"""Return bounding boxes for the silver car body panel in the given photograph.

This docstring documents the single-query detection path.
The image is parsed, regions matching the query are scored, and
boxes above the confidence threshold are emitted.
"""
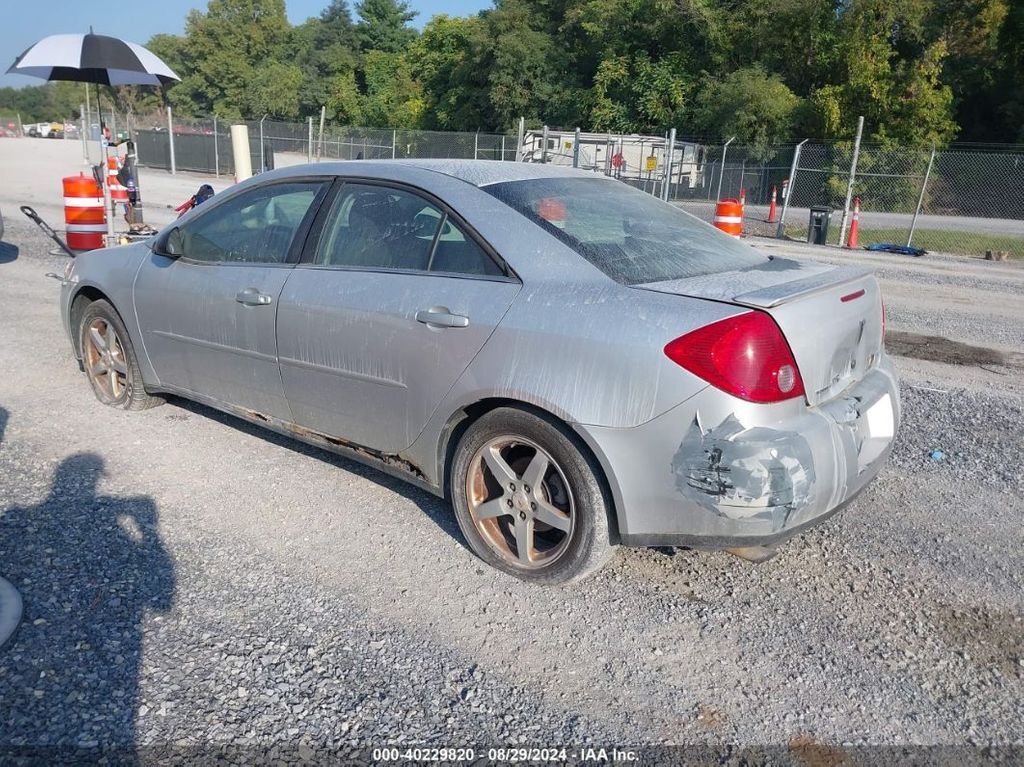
[60,159,900,548]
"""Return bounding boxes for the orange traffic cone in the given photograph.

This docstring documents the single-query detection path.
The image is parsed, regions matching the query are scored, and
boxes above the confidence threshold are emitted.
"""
[767,185,778,223]
[847,196,860,249]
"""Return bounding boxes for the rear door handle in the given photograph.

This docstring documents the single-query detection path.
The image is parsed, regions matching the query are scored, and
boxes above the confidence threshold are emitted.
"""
[415,307,469,328]
[235,287,273,306]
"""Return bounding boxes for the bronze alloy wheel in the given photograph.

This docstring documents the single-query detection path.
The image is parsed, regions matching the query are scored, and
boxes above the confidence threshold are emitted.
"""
[465,436,575,569]
[83,316,129,403]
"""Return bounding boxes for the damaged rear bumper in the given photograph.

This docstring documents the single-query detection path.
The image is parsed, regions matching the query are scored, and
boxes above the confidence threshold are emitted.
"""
[578,357,900,548]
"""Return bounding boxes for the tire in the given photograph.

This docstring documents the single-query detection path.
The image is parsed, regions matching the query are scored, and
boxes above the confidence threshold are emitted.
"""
[78,299,161,411]
[450,407,615,584]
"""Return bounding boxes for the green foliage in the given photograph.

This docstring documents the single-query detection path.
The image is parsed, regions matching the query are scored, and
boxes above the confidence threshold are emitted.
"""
[3,0,1022,145]
[355,0,417,54]
[692,66,800,154]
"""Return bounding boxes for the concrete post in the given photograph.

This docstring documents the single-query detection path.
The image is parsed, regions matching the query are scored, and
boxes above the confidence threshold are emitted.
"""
[231,124,252,182]
[307,117,313,163]
[572,127,581,168]
[316,106,325,162]
[515,117,525,162]
[259,114,268,173]
[541,125,549,163]
[392,129,397,159]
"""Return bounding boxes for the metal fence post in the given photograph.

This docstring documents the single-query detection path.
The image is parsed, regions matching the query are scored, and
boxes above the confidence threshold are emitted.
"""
[776,139,808,238]
[307,117,313,163]
[166,105,176,175]
[79,103,88,163]
[316,106,325,162]
[572,127,581,168]
[716,137,734,201]
[213,114,220,178]
[392,129,397,159]
[839,115,865,247]
[515,117,525,162]
[662,128,676,201]
[541,125,549,163]
[907,145,936,247]
[259,114,267,173]
[474,131,479,160]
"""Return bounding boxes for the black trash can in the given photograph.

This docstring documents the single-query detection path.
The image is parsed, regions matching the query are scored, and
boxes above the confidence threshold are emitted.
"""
[808,206,832,244]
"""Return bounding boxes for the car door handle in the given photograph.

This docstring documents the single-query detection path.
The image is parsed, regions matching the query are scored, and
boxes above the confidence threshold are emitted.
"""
[235,288,273,306]
[415,308,469,328]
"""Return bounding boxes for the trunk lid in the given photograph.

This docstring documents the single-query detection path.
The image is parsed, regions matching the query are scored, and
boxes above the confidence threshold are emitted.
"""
[638,257,884,406]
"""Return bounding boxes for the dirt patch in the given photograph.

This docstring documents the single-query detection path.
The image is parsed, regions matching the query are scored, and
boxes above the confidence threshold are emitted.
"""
[788,733,851,767]
[931,604,1024,678]
[886,331,1010,367]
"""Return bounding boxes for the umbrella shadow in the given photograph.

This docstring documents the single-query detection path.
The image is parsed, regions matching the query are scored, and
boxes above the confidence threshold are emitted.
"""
[0,412,176,756]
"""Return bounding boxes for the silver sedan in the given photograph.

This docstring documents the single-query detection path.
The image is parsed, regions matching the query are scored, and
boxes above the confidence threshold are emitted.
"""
[60,160,899,583]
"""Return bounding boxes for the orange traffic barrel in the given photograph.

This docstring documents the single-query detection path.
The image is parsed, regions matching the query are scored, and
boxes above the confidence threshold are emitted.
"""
[713,198,743,238]
[63,173,106,251]
[107,156,129,203]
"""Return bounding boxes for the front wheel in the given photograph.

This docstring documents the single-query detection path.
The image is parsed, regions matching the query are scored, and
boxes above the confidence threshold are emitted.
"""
[78,299,161,411]
[450,408,615,584]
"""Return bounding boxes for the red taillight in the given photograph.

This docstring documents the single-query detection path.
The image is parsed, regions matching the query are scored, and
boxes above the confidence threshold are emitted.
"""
[664,311,806,403]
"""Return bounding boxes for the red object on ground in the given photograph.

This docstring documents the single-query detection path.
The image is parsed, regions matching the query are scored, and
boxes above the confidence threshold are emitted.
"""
[847,196,861,249]
[713,198,743,238]
[63,173,105,251]
[767,185,778,223]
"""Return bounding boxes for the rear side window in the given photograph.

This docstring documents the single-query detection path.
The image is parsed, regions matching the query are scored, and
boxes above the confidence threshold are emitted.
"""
[484,177,766,285]
[315,183,503,277]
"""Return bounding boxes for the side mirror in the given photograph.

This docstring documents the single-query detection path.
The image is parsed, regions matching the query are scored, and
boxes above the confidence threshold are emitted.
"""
[154,226,184,258]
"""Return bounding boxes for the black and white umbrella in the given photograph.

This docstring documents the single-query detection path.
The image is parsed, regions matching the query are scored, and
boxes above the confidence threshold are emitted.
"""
[6,32,179,86]
[7,32,180,244]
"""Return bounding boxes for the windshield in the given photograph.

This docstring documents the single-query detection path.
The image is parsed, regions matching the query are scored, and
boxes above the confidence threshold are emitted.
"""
[484,177,766,285]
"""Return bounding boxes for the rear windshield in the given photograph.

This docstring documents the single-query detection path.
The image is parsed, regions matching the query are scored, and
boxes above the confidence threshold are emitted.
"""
[484,177,766,285]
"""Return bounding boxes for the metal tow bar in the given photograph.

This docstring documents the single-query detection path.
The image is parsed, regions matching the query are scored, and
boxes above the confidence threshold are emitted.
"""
[19,205,76,259]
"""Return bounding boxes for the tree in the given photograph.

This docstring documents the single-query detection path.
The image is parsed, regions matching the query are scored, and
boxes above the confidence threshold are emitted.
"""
[293,0,360,117]
[358,50,424,127]
[692,67,801,153]
[407,15,491,130]
[355,0,417,54]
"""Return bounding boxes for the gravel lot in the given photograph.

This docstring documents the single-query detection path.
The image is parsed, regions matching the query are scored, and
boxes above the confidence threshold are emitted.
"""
[0,170,1023,759]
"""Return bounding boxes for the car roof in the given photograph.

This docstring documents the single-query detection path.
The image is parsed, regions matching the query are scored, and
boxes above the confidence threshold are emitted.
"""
[293,159,609,188]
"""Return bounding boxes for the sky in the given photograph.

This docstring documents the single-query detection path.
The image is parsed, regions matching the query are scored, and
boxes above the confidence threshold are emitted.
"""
[1,0,489,87]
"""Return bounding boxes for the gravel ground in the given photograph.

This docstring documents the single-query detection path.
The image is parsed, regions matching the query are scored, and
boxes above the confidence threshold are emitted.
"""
[0,213,1022,760]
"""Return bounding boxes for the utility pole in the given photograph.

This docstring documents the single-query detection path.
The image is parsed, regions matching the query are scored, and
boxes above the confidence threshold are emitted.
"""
[775,139,808,238]
[715,136,735,201]
[838,115,864,247]
[907,146,936,247]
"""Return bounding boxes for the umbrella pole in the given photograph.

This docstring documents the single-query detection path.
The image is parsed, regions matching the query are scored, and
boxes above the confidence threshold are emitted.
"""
[95,83,116,247]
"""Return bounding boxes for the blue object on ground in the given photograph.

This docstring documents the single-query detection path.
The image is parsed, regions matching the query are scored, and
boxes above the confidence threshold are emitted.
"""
[866,243,927,257]
[929,450,946,461]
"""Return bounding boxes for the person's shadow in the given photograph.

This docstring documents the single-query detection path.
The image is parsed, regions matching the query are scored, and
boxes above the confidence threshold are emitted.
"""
[0,405,176,757]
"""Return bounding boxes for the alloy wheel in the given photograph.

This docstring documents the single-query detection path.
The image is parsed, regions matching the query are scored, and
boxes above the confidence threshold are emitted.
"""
[465,436,575,568]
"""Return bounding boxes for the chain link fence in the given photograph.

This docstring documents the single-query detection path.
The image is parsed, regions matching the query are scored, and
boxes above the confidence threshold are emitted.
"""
[48,104,1019,260]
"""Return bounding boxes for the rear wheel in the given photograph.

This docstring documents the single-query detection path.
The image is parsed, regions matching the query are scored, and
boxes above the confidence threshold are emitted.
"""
[450,408,614,584]
[78,299,161,411]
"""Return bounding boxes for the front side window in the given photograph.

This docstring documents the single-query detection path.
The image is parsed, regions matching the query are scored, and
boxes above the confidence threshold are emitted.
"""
[315,183,503,277]
[180,182,325,264]
[483,177,766,285]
